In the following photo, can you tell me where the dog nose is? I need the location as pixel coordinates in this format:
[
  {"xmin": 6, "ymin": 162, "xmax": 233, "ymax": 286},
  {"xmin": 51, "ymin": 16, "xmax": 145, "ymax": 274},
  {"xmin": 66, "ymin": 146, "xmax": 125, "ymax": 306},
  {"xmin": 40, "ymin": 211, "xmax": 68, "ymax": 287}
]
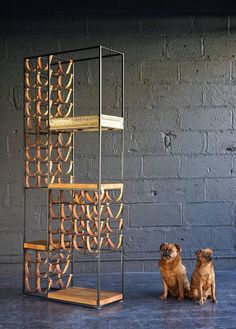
[{"xmin": 162, "ymin": 250, "xmax": 171, "ymax": 257}]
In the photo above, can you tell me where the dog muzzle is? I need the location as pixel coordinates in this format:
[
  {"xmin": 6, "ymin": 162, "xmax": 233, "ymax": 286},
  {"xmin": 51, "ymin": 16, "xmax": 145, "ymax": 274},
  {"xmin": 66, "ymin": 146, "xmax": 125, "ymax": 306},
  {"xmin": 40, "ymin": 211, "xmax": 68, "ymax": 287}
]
[
  {"xmin": 205, "ymin": 255, "xmax": 213, "ymax": 262},
  {"xmin": 161, "ymin": 249, "xmax": 172, "ymax": 258}
]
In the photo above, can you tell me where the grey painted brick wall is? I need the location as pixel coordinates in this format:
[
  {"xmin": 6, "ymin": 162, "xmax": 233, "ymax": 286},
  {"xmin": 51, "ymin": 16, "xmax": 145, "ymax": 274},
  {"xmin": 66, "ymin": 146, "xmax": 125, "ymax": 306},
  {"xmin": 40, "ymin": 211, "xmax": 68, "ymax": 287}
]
[{"xmin": 0, "ymin": 14, "xmax": 236, "ymax": 274}]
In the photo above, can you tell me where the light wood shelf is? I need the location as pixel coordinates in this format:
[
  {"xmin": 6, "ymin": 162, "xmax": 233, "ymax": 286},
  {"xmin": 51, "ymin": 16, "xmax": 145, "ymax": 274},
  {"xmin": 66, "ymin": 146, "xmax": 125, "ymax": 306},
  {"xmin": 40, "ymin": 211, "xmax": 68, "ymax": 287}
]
[
  {"xmin": 48, "ymin": 287, "xmax": 123, "ymax": 306},
  {"xmin": 49, "ymin": 115, "xmax": 124, "ymax": 132},
  {"xmin": 48, "ymin": 182, "xmax": 123, "ymax": 190},
  {"xmin": 24, "ymin": 240, "xmax": 48, "ymax": 251}
]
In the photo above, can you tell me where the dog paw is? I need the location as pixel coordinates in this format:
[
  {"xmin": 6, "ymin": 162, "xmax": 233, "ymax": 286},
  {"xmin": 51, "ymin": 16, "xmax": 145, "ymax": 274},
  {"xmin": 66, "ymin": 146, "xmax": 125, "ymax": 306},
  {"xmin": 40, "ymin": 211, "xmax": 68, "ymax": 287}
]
[
  {"xmin": 178, "ymin": 296, "xmax": 184, "ymax": 301},
  {"xmin": 159, "ymin": 295, "xmax": 167, "ymax": 301},
  {"xmin": 212, "ymin": 298, "xmax": 217, "ymax": 304},
  {"xmin": 199, "ymin": 299, "xmax": 204, "ymax": 305}
]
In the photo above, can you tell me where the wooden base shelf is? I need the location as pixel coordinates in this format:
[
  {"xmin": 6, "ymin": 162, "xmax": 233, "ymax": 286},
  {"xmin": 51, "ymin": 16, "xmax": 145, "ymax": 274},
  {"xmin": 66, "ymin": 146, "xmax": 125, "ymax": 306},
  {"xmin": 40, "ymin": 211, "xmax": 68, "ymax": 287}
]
[
  {"xmin": 49, "ymin": 115, "xmax": 124, "ymax": 132},
  {"xmin": 48, "ymin": 287, "xmax": 123, "ymax": 306},
  {"xmin": 48, "ymin": 182, "xmax": 123, "ymax": 190},
  {"xmin": 24, "ymin": 240, "xmax": 47, "ymax": 251},
  {"xmin": 24, "ymin": 240, "xmax": 63, "ymax": 251}
]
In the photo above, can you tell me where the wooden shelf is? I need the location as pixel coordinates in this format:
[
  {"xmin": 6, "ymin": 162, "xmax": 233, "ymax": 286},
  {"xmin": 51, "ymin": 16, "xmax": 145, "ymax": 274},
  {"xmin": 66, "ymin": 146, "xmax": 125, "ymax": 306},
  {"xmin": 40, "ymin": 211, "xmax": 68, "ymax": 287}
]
[
  {"xmin": 48, "ymin": 287, "xmax": 123, "ymax": 306},
  {"xmin": 49, "ymin": 115, "xmax": 124, "ymax": 132},
  {"xmin": 24, "ymin": 240, "xmax": 47, "ymax": 251},
  {"xmin": 48, "ymin": 182, "xmax": 123, "ymax": 190}
]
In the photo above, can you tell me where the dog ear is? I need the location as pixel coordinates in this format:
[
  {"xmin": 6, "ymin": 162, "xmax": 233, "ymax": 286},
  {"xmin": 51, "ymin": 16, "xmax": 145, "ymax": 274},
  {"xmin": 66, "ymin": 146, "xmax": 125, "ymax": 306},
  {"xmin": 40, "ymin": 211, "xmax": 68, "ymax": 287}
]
[
  {"xmin": 195, "ymin": 249, "xmax": 202, "ymax": 257},
  {"xmin": 160, "ymin": 243, "xmax": 167, "ymax": 250},
  {"xmin": 174, "ymin": 243, "xmax": 181, "ymax": 252}
]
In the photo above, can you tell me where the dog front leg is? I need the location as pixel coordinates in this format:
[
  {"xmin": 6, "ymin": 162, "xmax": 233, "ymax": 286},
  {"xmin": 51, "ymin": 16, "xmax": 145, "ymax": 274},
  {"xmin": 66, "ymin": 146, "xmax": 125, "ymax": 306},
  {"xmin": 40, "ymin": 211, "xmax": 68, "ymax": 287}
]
[
  {"xmin": 177, "ymin": 275, "xmax": 184, "ymax": 301},
  {"xmin": 159, "ymin": 279, "xmax": 168, "ymax": 300},
  {"xmin": 211, "ymin": 281, "xmax": 217, "ymax": 303},
  {"xmin": 198, "ymin": 284, "xmax": 204, "ymax": 305}
]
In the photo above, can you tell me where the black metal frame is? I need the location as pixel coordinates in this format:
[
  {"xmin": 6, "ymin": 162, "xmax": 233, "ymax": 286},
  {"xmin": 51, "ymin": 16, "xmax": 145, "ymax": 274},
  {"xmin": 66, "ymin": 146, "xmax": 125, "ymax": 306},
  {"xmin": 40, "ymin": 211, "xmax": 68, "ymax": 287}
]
[{"xmin": 23, "ymin": 45, "xmax": 125, "ymax": 308}]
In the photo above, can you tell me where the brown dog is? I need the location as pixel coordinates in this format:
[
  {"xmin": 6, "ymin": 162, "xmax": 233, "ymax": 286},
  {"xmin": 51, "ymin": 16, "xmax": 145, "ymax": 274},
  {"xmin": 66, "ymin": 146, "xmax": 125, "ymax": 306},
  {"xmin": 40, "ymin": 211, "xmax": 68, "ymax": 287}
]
[
  {"xmin": 159, "ymin": 243, "xmax": 190, "ymax": 301},
  {"xmin": 189, "ymin": 248, "xmax": 217, "ymax": 305}
]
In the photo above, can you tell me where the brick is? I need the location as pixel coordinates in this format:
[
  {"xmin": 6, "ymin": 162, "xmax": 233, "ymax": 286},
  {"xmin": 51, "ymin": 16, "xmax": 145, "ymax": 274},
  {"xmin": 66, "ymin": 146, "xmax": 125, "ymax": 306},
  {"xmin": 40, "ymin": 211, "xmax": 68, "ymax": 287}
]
[
  {"xmin": 75, "ymin": 130, "xmax": 122, "ymax": 157},
  {"xmin": 180, "ymin": 106, "xmax": 232, "ymax": 130},
  {"xmin": 141, "ymin": 16, "xmax": 191, "ymax": 35},
  {"xmin": 0, "ymin": 131, "xmax": 7, "ymax": 159},
  {"xmin": 125, "ymin": 177, "xmax": 204, "ymax": 204},
  {"xmin": 183, "ymin": 202, "xmax": 233, "ymax": 226},
  {"xmin": 212, "ymin": 227, "xmax": 236, "ymax": 250},
  {"xmin": 181, "ymin": 155, "xmax": 232, "ymax": 178},
  {"xmin": 166, "ymin": 227, "xmax": 213, "ymax": 250},
  {"xmin": 127, "ymin": 105, "xmax": 180, "ymax": 131},
  {"xmin": 26, "ymin": 205, "xmax": 47, "ymax": 236},
  {"xmin": 6, "ymin": 35, "xmax": 59, "ymax": 60},
  {"xmin": 167, "ymin": 36, "xmax": 201, "ymax": 59},
  {"xmin": 180, "ymin": 60, "xmax": 229, "ymax": 82},
  {"xmin": 125, "ymin": 61, "xmax": 143, "ymax": 85},
  {"xmin": 192, "ymin": 16, "xmax": 228, "ymax": 34},
  {"xmin": 0, "ymin": 206, "xmax": 22, "ymax": 232},
  {"xmin": 113, "ymin": 35, "xmax": 164, "ymax": 61},
  {"xmin": 124, "ymin": 156, "xmax": 142, "ymax": 180},
  {"xmin": 207, "ymin": 131, "xmax": 236, "ymax": 154},
  {"xmin": 171, "ymin": 131, "xmax": 206, "ymax": 155},
  {"xmin": 90, "ymin": 156, "xmax": 122, "ymax": 180},
  {"xmin": 128, "ymin": 129, "xmax": 167, "ymax": 156},
  {"xmin": 143, "ymin": 60, "xmax": 178, "ymax": 83},
  {"xmin": 124, "ymin": 179, "xmax": 154, "ymax": 204},
  {"xmin": 87, "ymin": 16, "xmax": 139, "ymax": 34},
  {"xmin": 204, "ymin": 36, "xmax": 236, "ymax": 59},
  {"xmin": 204, "ymin": 83, "xmax": 236, "ymax": 106},
  {"xmin": 151, "ymin": 178, "xmax": 206, "ymax": 203},
  {"xmin": 229, "ymin": 16, "xmax": 236, "ymax": 33},
  {"xmin": 0, "ymin": 232, "xmax": 22, "ymax": 256},
  {"xmin": 0, "ymin": 40, "xmax": 6, "ymax": 61},
  {"xmin": 74, "ymin": 156, "xmax": 91, "ymax": 181},
  {"xmin": 143, "ymin": 155, "xmax": 180, "ymax": 178},
  {"xmin": 129, "ymin": 203, "xmax": 182, "ymax": 227},
  {"xmin": 25, "ymin": 189, "xmax": 48, "ymax": 206},
  {"xmin": 124, "ymin": 227, "xmax": 167, "ymax": 253},
  {"xmin": 152, "ymin": 83, "xmax": 203, "ymax": 108},
  {"xmin": 125, "ymin": 81, "xmax": 154, "ymax": 110},
  {"xmin": 206, "ymin": 178, "xmax": 236, "ymax": 201}
]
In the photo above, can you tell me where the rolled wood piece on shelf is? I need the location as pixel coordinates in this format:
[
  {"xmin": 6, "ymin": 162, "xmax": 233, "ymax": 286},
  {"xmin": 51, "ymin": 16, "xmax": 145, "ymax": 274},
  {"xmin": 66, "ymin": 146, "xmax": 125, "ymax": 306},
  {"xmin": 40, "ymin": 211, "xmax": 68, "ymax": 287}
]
[
  {"xmin": 57, "ymin": 74, "xmax": 73, "ymax": 89},
  {"xmin": 73, "ymin": 204, "xmax": 86, "ymax": 218},
  {"xmin": 56, "ymin": 147, "xmax": 73, "ymax": 162},
  {"xmin": 73, "ymin": 235, "xmax": 85, "ymax": 251},
  {"xmin": 60, "ymin": 233, "xmax": 73, "ymax": 250},
  {"xmin": 86, "ymin": 236, "xmax": 103, "ymax": 253},
  {"xmin": 104, "ymin": 189, "xmax": 123, "ymax": 203},
  {"xmin": 74, "ymin": 219, "xmax": 85, "ymax": 236},
  {"xmin": 25, "ymin": 58, "xmax": 36, "ymax": 72},
  {"xmin": 24, "ymin": 251, "xmax": 32, "ymax": 292},
  {"xmin": 25, "ymin": 73, "xmax": 36, "ymax": 88},
  {"xmin": 55, "ymin": 102, "xmax": 73, "ymax": 117},
  {"xmin": 57, "ymin": 133, "xmax": 73, "ymax": 147},
  {"xmin": 85, "ymin": 191, "xmax": 99, "ymax": 203},
  {"xmin": 55, "ymin": 60, "xmax": 73, "ymax": 76},
  {"xmin": 86, "ymin": 220, "xmax": 105, "ymax": 237},
  {"xmin": 107, "ymin": 234, "xmax": 123, "ymax": 249},
  {"xmin": 36, "ymin": 101, "xmax": 49, "ymax": 116},
  {"xmin": 37, "ymin": 56, "xmax": 49, "ymax": 71},
  {"xmin": 36, "ymin": 71, "xmax": 48, "ymax": 87},
  {"xmin": 56, "ymin": 89, "xmax": 73, "ymax": 104}
]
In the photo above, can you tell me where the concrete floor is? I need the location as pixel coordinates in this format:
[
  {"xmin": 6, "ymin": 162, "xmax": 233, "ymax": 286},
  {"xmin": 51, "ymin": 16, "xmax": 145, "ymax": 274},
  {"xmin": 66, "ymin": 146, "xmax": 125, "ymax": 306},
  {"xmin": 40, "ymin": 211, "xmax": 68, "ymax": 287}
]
[{"xmin": 0, "ymin": 271, "xmax": 235, "ymax": 329}]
